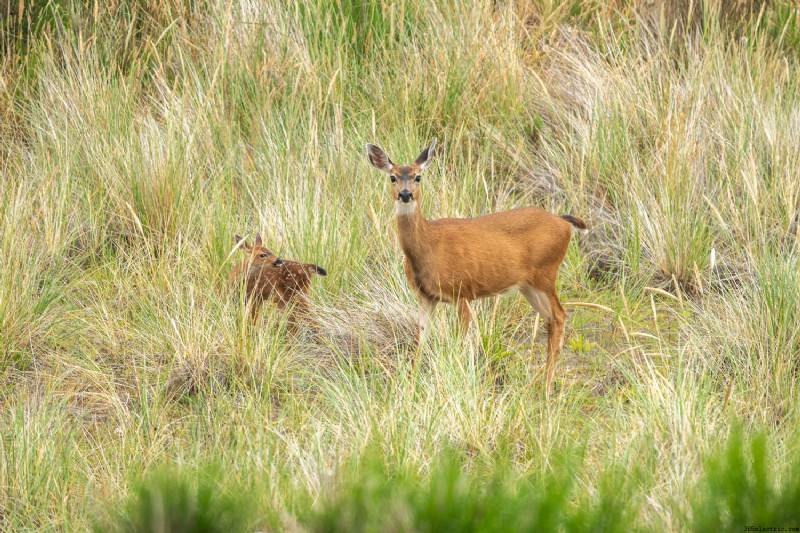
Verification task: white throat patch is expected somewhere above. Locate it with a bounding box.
[395,200,417,216]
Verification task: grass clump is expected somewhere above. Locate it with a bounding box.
[303,450,640,533]
[692,428,800,533]
[94,466,255,533]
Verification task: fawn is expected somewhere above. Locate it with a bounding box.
[230,233,327,329]
[366,140,586,391]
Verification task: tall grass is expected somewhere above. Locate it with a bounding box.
[2,0,800,530]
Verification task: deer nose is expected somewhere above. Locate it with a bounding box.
[398,190,413,203]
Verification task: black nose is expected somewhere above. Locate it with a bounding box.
[398,190,413,203]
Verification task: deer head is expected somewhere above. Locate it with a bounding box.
[366,140,436,216]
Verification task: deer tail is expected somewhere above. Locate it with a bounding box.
[560,215,587,230]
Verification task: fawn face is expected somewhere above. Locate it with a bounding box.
[366,141,436,215]
[235,233,283,273]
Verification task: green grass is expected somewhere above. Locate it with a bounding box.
[2,0,800,530]
[691,427,800,533]
[90,430,800,532]
[93,465,256,533]
[301,448,641,533]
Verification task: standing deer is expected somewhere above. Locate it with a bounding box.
[366,140,586,391]
[230,233,327,330]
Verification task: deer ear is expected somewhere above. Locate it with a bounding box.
[414,139,436,170]
[234,234,251,252]
[366,144,394,173]
[254,233,263,248]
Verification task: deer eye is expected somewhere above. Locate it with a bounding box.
[390,176,397,183]
[259,253,269,259]
[414,175,421,182]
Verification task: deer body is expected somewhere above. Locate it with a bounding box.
[397,206,574,302]
[367,141,586,391]
[230,233,327,328]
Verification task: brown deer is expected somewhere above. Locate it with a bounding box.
[366,140,586,391]
[230,233,327,329]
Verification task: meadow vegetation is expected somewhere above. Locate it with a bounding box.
[2,0,800,530]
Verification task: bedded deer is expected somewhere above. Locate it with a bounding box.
[366,140,586,391]
[230,233,327,329]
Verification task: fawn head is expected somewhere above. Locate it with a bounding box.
[366,140,436,215]
[233,233,327,280]
[234,233,284,269]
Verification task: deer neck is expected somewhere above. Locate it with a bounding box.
[396,201,430,260]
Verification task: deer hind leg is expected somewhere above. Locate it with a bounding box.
[545,294,566,392]
[521,285,565,392]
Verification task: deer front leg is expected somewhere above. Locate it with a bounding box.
[411,295,438,369]
[287,294,317,335]
[456,299,473,335]
[249,299,262,325]
[417,295,438,345]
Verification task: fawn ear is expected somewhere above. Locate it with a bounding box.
[254,233,263,248]
[366,144,394,173]
[414,139,436,170]
[234,234,251,252]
